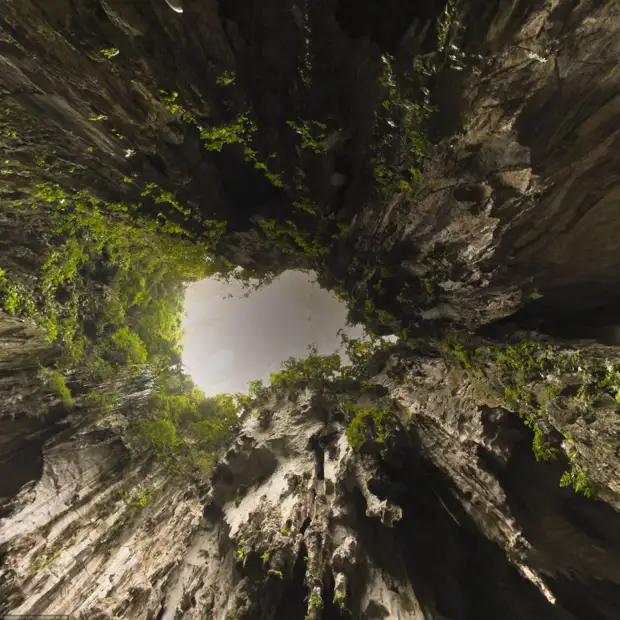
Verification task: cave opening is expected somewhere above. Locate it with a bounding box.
[1,1,619,618]
[181,270,364,396]
[321,567,347,620]
[300,517,312,535]
[274,542,309,620]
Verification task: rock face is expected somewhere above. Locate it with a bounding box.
[1,0,620,619]
[325,0,620,339]
[4,341,620,619]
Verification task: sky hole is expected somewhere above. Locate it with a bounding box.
[182,270,364,395]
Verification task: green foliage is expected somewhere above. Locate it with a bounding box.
[420,244,449,302]
[242,148,284,188]
[521,412,557,463]
[495,341,548,380]
[270,346,342,389]
[116,487,155,525]
[599,360,620,403]
[8,181,225,374]
[0,282,18,314]
[158,90,284,191]
[131,488,152,510]
[236,378,269,412]
[216,71,236,86]
[140,416,179,452]
[268,568,284,579]
[306,590,323,617]
[159,90,196,123]
[112,327,148,366]
[293,199,319,217]
[48,371,74,407]
[441,333,477,369]
[137,386,239,475]
[237,540,246,561]
[333,590,346,610]
[436,0,457,52]
[200,115,256,152]
[258,217,330,258]
[560,461,591,498]
[28,548,62,576]
[257,208,352,262]
[286,119,328,154]
[362,298,393,326]
[0,178,240,476]
[100,47,119,59]
[483,340,551,414]
[444,337,600,498]
[371,54,432,195]
[345,403,399,451]
[531,425,557,462]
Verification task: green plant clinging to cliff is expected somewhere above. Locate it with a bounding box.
[371,54,432,195]
[137,387,239,476]
[439,335,600,497]
[99,47,119,59]
[0,177,239,476]
[306,590,323,619]
[286,119,328,154]
[200,114,256,152]
[345,403,399,451]
[560,461,591,498]
[216,71,236,86]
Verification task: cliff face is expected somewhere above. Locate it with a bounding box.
[4,338,620,619]
[326,0,620,339]
[1,0,620,619]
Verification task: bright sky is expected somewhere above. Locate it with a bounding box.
[181,271,364,396]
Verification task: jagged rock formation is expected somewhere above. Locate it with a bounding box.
[1,0,620,619]
[326,0,620,338]
[4,338,620,619]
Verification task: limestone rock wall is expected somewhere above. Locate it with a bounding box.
[4,341,620,619]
